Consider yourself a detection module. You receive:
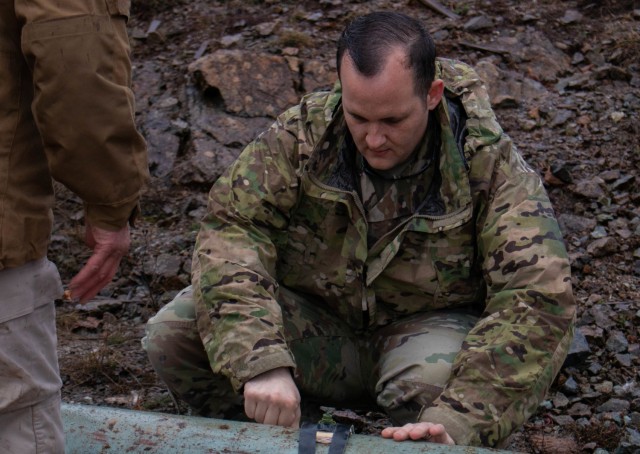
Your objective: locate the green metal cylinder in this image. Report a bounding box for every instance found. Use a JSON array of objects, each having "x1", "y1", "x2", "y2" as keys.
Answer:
[{"x1": 62, "y1": 403, "x2": 510, "y2": 453}]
